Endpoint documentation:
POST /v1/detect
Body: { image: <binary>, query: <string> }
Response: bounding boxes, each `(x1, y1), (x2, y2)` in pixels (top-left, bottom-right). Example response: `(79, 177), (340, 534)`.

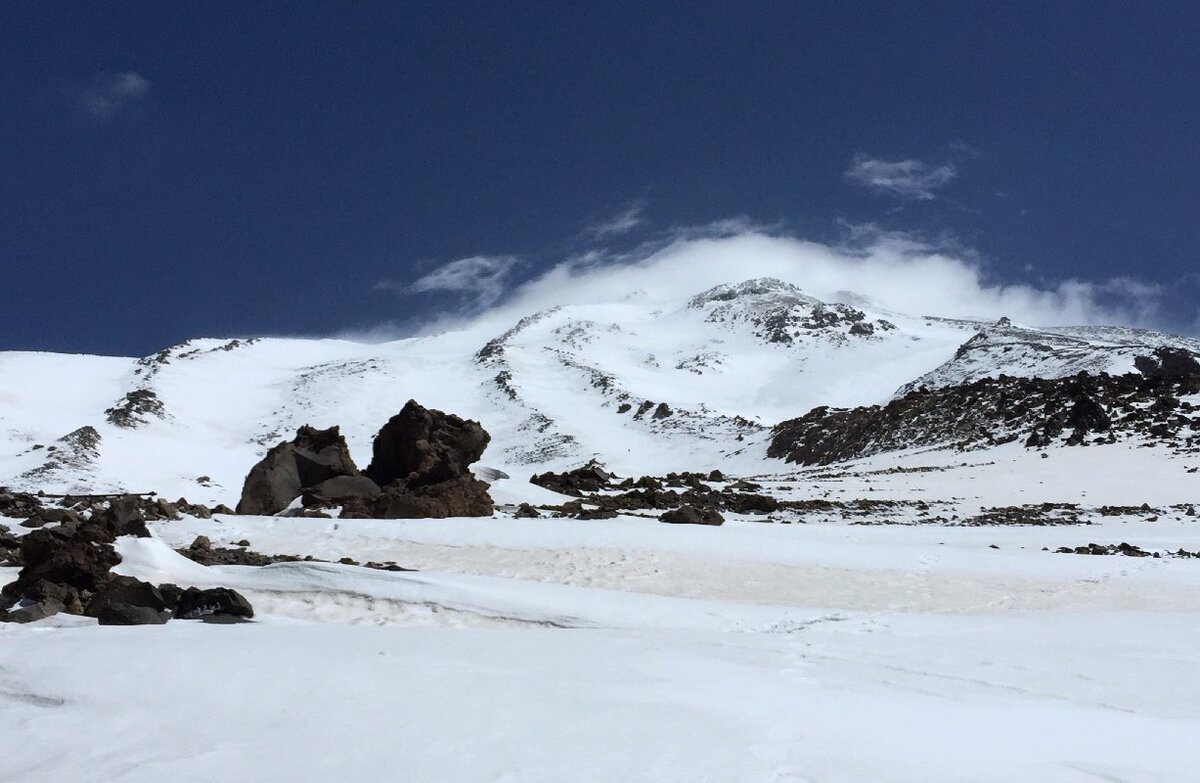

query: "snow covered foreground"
(4, 489), (1200, 782)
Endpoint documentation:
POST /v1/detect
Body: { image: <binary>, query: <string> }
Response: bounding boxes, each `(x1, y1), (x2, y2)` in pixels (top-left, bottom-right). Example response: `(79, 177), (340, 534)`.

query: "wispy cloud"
(83, 71), (150, 119)
(584, 201), (647, 239)
(844, 154), (957, 200)
(376, 255), (522, 313)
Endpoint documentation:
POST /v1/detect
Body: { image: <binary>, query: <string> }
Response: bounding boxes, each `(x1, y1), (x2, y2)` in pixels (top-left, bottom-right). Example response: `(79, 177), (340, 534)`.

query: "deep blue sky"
(4, 2), (1199, 355)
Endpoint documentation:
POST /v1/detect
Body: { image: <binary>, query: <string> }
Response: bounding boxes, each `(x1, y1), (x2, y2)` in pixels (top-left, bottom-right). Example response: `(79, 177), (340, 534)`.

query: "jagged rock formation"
(237, 425), (364, 515)
(365, 400), (494, 519)
(235, 402), (494, 519)
(105, 389), (166, 428)
(770, 361), (1200, 466)
(365, 400), (490, 487)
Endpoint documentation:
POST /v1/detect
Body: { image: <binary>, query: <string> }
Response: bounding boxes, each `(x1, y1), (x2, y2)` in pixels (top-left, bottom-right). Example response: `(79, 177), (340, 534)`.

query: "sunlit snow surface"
(2, 281), (1199, 781)
(3, 444), (1200, 782)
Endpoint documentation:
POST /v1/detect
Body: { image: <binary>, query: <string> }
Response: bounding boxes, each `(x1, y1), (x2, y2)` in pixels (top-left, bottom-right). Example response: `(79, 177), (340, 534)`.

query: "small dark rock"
(173, 587), (254, 621)
(660, 505), (725, 526)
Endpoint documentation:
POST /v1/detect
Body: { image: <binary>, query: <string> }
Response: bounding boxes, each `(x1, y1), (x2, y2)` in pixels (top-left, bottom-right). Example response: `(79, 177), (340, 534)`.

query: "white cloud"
(431, 226), (1184, 338)
(378, 255), (522, 313)
(83, 71), (150, 119)
(584, 201), (647, 239)
(844, 154), (957, 200)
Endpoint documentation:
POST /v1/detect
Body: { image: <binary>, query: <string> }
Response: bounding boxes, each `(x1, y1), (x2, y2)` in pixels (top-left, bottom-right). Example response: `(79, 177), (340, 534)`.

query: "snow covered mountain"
(2, 276), (1197, 503)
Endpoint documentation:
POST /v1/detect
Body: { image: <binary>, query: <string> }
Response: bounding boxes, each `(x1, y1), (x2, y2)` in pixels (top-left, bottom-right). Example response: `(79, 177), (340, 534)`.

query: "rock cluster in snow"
(770, 355), (1200, 466)
(237, 400), (495, 519)
(0, 494), (252, 625)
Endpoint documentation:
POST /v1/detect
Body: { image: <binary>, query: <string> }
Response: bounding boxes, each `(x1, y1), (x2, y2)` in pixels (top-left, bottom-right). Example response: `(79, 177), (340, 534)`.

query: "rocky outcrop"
(237, 425), (363, 515)
(1135, 347), (1200, 381)
(105, 389), (166, 428)
(365, 400), (490, 488)
(770, 366), (1200, 466)
(530, 461), (613, 496)
(371, 476), (494, 519)
(0, 496), (255, 626)
(235, 402), (495, 519)
(359, 401), (494, 519)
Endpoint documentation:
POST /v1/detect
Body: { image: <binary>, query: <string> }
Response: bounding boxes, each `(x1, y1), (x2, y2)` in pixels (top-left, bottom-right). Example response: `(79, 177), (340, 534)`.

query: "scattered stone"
(530, 460), (613, 496)
(189, 535), (212, 550)
(1055, 542), (1154, 557)
(576, 508), (618, 520)
(514, 503), (541, 518)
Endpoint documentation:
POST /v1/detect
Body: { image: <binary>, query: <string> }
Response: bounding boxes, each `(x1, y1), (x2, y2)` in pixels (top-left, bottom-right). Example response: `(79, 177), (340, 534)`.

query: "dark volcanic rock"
(94, 602), (170, 625)
(514, 502), (541, 518)
(91, 495), (151, 538)
(104, 388), (165, 428)
(1135, 347), (1200, 381)
(85, 575), (168, 615)
(372, 476), (494, 519)
(4, 598), (66, 624)
(0, 490), (43, 518)
(303, 475), (381, 505)
(237, 425), (361, 515)
(530, 461), (613, 496)
(173, 587), (254, 622)
(86, 576), (171, 625)
(364, 400), (490, 488)
(3, 525), (122, 604)
(771, 369), (1200, 466)
(660, 505), (725, 526)
(236, 441), (302, 515)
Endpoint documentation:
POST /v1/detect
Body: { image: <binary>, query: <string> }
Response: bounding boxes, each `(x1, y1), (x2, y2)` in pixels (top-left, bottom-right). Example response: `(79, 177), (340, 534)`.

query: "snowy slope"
(1, 276), (1196, 503)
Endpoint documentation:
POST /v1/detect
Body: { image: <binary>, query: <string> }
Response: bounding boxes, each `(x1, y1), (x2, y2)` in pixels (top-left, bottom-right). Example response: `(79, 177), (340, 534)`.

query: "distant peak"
(687, 278), (819, 308)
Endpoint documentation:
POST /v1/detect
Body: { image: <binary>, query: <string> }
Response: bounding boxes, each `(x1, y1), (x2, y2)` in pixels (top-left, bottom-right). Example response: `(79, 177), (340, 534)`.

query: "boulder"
(94, 603), (170, 625)
(85, 575), (169, 617)
(90, 494), (151, 538)
(173, 587), (255, 622)
(303, 474), (381, 505)
(660, 505), (725, 526)
(372, 476), (494, 519)
(237, 425), (360, 515)
(2, 524), (122, 609)
(3, 598), (66, 624)
(364, 400), (490, 488)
